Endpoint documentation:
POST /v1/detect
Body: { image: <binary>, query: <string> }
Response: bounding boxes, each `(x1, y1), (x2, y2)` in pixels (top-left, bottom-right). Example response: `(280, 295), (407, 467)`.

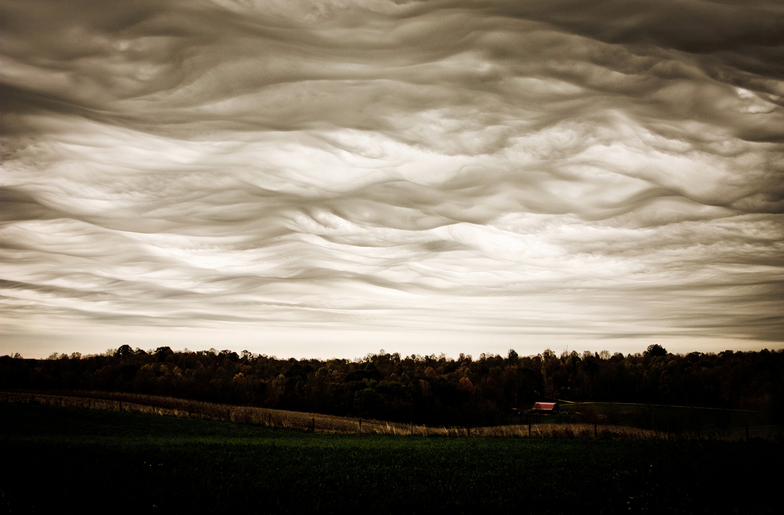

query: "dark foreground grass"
(1, 404), (780, 514)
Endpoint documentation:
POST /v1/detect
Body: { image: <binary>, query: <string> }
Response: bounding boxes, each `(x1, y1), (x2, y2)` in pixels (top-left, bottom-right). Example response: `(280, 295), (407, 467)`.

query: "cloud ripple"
(1, 0), (783, 357)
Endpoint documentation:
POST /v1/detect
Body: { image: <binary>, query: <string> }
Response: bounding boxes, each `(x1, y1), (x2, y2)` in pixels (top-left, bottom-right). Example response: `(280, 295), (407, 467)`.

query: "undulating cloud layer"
(2, 0), (783, 358)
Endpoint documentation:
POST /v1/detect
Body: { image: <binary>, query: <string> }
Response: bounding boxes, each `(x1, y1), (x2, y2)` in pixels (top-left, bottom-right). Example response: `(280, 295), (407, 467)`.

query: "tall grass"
(3, 390), (778, 441)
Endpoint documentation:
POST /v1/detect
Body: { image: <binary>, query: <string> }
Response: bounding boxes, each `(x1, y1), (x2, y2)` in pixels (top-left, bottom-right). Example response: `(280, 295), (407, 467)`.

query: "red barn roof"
(533, 402), (557, 411)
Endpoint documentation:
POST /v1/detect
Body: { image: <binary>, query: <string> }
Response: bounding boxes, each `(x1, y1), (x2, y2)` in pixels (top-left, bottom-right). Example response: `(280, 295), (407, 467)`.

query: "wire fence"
(2, 390), (780, 441)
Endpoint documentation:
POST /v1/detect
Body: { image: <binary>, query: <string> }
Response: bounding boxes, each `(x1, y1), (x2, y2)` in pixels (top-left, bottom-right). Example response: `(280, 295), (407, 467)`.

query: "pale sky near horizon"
(2, 0), (783, 360)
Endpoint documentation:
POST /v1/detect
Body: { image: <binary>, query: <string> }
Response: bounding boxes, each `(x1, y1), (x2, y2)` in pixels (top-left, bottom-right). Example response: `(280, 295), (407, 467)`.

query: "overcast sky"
(2, 0), (783, 360)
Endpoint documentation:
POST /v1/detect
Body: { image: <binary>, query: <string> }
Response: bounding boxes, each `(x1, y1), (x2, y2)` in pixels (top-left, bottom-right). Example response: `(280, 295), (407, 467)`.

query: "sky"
(2, 0), (783, 360)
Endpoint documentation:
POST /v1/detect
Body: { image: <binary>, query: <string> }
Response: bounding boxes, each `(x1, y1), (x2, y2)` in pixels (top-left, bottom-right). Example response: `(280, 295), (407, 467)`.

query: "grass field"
(8, 390), (779, 440)
(1, 403), (781, 514)
(554, 400), (777, 439)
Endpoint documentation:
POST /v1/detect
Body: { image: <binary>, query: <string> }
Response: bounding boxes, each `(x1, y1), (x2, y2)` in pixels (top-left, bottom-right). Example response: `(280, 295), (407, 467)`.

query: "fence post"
(594, 422), (597, 439)
(358, 418), (362, 433)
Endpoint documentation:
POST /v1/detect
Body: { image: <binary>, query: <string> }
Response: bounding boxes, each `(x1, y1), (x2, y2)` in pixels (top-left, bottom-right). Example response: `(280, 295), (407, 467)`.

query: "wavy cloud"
(2, 0), (783, 358)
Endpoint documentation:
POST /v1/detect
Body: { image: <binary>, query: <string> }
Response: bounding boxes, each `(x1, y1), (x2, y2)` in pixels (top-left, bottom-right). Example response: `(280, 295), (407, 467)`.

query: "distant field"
(6, 390), (780, 441)
(1, 403), (781, 514)
(554, 400), (777, 438)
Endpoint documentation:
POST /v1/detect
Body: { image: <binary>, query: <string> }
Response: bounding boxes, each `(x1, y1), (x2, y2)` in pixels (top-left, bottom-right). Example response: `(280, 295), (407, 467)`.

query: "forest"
(2, 345), (783, 427)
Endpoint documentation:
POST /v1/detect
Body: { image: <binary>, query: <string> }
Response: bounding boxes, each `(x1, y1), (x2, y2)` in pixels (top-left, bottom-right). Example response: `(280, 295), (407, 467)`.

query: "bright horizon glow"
(2, 323), (775, 361)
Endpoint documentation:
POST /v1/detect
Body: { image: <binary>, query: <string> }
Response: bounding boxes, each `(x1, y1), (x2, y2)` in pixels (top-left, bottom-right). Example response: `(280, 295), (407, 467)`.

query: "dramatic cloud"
(2, 0), (783, 358)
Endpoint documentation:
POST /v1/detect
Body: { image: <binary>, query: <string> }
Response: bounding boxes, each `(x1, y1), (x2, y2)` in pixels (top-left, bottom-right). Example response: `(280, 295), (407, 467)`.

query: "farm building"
(531, 402), (559, 414)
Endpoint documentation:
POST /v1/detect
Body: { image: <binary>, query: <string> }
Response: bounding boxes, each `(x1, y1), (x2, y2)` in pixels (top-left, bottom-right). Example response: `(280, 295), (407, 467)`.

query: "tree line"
(2, 345), (782, 426)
